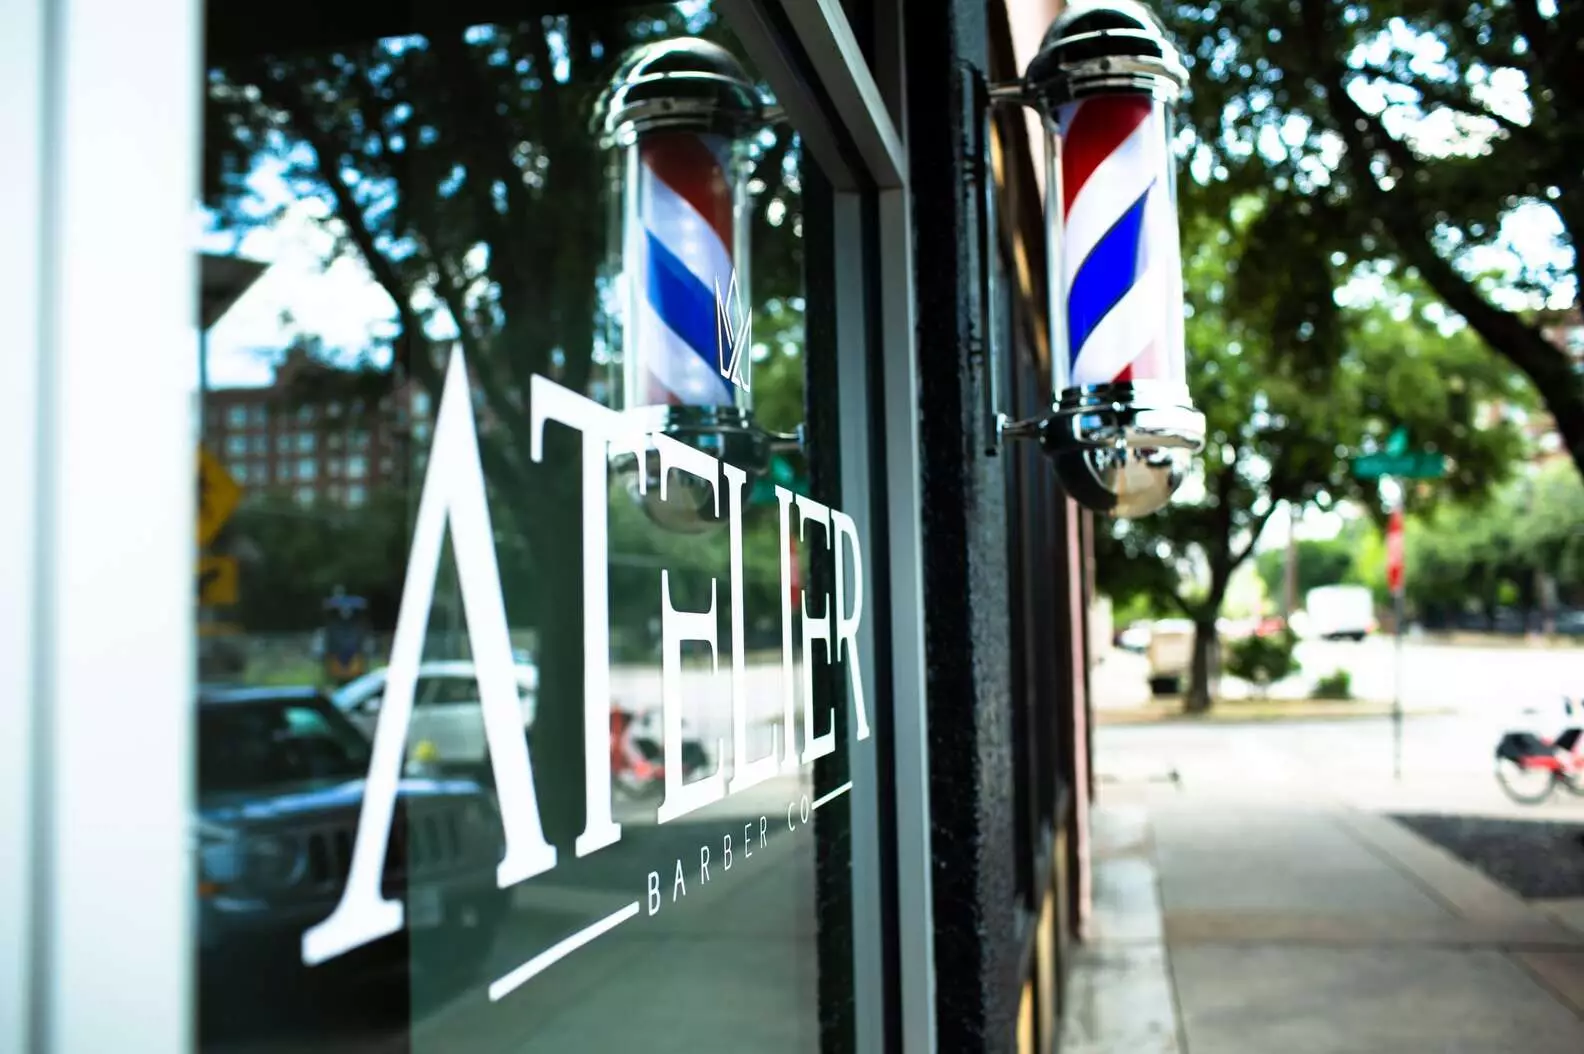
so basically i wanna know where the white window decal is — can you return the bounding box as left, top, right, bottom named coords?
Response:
left=301, top=347, right=557, bottom=967
left=715, top=269, right=751, bottom=393
left=300, top=352, right=874, bottom=996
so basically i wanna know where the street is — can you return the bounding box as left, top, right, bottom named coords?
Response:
left=1098, top=636, right=1583, bottom=719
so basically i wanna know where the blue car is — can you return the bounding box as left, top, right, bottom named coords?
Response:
left=195, top=686, right=507, bottom=1023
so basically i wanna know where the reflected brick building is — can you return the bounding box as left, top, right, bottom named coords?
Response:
left=201, top=348, right=434, bottom=509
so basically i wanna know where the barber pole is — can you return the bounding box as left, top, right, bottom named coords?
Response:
left=627, top=132, right=741, bottom=408
left=995, top=0, right=1206, bottom=519
left=1055, top=93, right=1185, bottom=391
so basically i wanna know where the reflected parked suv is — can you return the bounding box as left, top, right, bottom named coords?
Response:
left=195, top=686, right=507, bottom=1021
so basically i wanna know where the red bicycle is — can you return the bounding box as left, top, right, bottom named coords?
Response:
left=1495, top=698, right=1584, bottom=805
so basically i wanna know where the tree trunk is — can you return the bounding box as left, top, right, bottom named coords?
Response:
left=1183, top=617, right=1218, bottom=714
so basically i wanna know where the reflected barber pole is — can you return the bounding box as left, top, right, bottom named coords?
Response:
left=627, top=132, right=743, bottom=407
left=1054, top=95, right=1185, bottom=391
left=597, top=36, right=778, bottom=532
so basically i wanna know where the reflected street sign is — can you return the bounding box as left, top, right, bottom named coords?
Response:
left=197, top=555, right=239, bottom=606
left=197, top=448, right=242, bottom=546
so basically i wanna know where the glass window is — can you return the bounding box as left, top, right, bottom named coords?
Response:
left=297, top=405, right=315, bottom=424
left=250, top=404, right=267, bottom=427
left=328, top=459, right=341, bottom=478
left=195, top=5, right=874, bottom=1051
left=251, top=434, right=268, bottom=455
left=224, top=435, right=246, bottom=456
left=226, top=405, right=247, bottom=428
left=296, top=432, right=315, bottom=453
left=276, top=434, right=291, bottom=454
left=228, top=462, right=247, bottom=483
left=328, top=432, right=342, bottom=450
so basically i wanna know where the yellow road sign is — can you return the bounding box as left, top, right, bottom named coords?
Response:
left=197, top=448, right=241, bottom=546
left=197, top=555, right=239, bottom=606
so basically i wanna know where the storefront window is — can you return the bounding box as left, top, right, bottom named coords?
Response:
left=195, top=2, right=874, bottom=1051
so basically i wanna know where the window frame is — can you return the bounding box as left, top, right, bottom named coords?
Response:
left=23, top=0, right=200, bottom=1049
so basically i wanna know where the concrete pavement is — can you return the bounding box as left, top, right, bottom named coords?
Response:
left=1068, top=791, right=1584, bottom=1053
left=1072, top=710, right=1584, bottom=1053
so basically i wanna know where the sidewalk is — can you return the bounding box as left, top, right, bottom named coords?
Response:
left=1064, top=788, right=1584, bottom=1053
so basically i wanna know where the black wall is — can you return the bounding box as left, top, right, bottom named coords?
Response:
left=904, top=2, right=1023, bottom=1048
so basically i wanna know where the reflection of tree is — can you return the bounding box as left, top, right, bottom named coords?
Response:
left=230, top=489, right=412, bottom=632
left=203, top=4, right=805, bottom=841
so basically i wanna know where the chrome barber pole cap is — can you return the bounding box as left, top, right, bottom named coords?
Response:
left=1004, top=0, right=1204, bottom=518
left=596, top=38, right=773, bottom=532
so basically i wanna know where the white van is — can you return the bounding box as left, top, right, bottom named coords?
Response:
left=1304, top=585, right=1377, bottom=641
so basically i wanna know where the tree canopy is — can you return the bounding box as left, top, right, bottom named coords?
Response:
left=1160, top=0, right=1584, bottom=480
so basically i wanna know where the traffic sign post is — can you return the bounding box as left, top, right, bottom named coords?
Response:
left=1386, top=506, right=1406, bottom=781
left=1349, top=428, right=1442, bottom=783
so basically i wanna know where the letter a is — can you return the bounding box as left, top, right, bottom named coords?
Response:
left=302, top=348, right=557, bottom=967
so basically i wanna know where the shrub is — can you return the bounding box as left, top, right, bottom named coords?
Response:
left=1224, top=629, right=1300, bottom=693
left=1312, top=669, right=1353, bottom=700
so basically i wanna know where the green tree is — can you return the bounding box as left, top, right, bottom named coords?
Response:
left=1096, top=192, right=1526, bottom=713
left=1161, top=1, right=1584, bottom=480
left=1400, top=458, right=1584, bottom=624
left=1254, top=534, right=1360, bottom=606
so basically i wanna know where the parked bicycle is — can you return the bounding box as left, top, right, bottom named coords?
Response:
left=1495, top=697, right=1584, bottom=805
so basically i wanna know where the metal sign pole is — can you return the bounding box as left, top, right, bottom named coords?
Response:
left=1388, top=490, right=1405, bottom=782
left=1393, top=573, right=1405, bottom=782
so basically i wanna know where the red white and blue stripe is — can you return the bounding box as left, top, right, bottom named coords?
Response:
left=1058, top=96, right=1186, bottom=388
left=627, top=132, right=739, bottom=407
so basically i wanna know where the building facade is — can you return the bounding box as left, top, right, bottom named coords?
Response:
left=4, top=0, right=1105, bottom=1051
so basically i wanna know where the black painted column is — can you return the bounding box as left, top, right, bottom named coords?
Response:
left=904, top=2, right=1023, bottom=1047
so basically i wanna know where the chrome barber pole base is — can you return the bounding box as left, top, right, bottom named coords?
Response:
left=1007, top=382, right=1204, bottom=518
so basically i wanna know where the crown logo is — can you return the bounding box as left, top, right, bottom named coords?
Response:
left=715, top=269, right=751, bottom=394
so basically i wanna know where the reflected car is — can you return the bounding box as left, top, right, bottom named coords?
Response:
left=330, top=659, right=539, bottom=776
left=1115, top=622, right=1152, bottom=653
left=195, top=686, right=507, bottom=1020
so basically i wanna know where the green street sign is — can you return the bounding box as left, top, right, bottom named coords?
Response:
left=1350, top=450, right=1447, bottom=481
left=1385, top=426, right=1411, bottom=458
